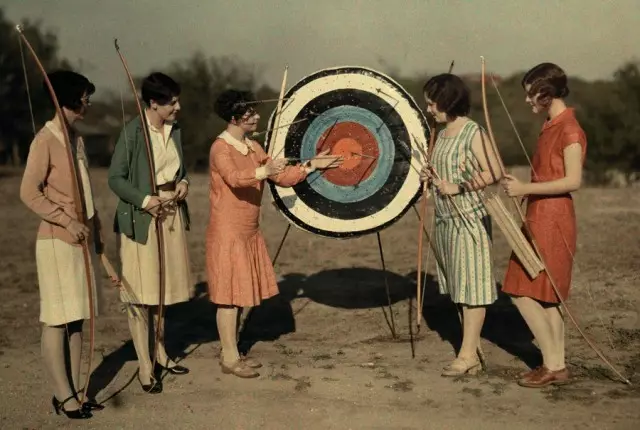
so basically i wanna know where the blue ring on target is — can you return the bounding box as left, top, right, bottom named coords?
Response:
left=299, top=106, right=395, bottom=203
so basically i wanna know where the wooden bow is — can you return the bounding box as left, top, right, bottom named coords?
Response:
left=15, top=24, right=98, bottom=405
left=480, top=56, right=630, bottom=385
left=114, top=39, right=167, bottom=380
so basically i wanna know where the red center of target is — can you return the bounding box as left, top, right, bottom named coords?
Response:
left=316, top=122, right=378, bottom=186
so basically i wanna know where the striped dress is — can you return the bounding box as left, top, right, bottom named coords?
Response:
left=430, top=120, right=497, bottom=306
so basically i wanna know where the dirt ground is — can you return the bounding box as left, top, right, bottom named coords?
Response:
left=0, top=167, right=639, bottom=430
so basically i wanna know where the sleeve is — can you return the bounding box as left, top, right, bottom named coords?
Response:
left=210, top=139, right=263, bottom=188
left=107, top=126, right=148, bottom=208
left=561, top=125, right=586, bottom=150
left=19, top=136, right=73, bottom=227
left=251, top=141, right=310, bottom=188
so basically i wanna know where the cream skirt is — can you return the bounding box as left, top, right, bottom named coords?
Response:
left=36, top=238, right=101, bottom=326
left=117, top=192, right=193, bottom=306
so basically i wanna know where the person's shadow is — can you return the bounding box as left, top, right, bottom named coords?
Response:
left=409, top=270, right=541, bottom=369
left=87, top=267, right=414, bottom=403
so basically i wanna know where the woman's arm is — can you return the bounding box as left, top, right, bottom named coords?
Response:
left=211, top=140, right=266, bottom=188
left=462, top=129, right=503, bottom=191
left=20, top=137, right=73, bottom=227
left=505, top=143, right=583, bottom=196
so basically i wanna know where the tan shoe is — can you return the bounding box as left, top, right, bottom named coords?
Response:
left=241, top=355, right=262, bottom=369
left=220, top=360, right=259, bottom=378
left=441, top=357, right=482, bottom=377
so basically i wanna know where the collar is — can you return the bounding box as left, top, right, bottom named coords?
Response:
left=542, top=107, right=575, bottom=132
left=218, top=130, right=254, bottom=155
left=144, top=111, right=176, bottom=135
left=45, top=119, right=78, bottom=148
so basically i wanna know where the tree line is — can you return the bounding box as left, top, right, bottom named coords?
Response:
left=1, top=9, right=638, bottom=185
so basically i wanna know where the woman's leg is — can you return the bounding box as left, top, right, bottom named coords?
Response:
left=511, top=296, right=556, bottom=369
left=66, top=320, right=83, bottom=395
left=127, top=305, right=154, bottom=385
left=217, top=305, right=240, bottom=365
left=458, top=305, right=486, bottom=361
left=544, top=305, right=566, bottom=370
left=42, top=324, right=81, bottom=411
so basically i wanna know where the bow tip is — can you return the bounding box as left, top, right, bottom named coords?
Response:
left=15, top=24, right=23, bottom=33
left=114, top=38, right=119, bottom=49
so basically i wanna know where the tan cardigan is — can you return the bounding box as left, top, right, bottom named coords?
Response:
left=20, top=120, right=99, bottom=246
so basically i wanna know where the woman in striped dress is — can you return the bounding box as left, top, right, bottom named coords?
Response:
left=420, top=74, right=502, bottom=376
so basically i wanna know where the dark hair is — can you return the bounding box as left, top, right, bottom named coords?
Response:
left=141, top=72, right=181, bottom=106
left=45, top=70, right=95, bottom=110
left=521, top=63, right=569, bottom=107
left=422, top=73, right=470, bottom=119
left=213, top=89, right=257, bottom=123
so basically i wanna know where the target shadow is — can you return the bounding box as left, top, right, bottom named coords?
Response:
left=408, top=270, right=541, bottom=369
left=237, top=268, right=414, bottom=353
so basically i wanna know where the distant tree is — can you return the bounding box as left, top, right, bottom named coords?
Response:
left=0, top=8, right=71, bottom=165
left=163, top=52, right=278, bottom=171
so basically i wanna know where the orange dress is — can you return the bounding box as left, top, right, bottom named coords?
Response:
left=206, top=131, right=309, bottom=307
left=502, top=108, right=587, bottom=303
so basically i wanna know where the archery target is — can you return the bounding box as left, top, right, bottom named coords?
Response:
left=265, top=66, right=430, bottom=238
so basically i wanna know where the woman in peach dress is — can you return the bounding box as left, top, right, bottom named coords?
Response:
left=501, top=63, right=587, bottom=388
left=206, top=89, right=341, bottom=378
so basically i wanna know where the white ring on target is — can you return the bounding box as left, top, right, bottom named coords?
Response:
left=268, top=66, right=429, bottom=236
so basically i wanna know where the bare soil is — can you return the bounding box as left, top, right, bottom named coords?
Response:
left=0, top=167, right=639, bottom=429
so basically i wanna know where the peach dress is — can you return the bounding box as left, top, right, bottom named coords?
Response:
left=206, top=131, right=309, bottom=307
left=502, top=108, right=587, bottom=303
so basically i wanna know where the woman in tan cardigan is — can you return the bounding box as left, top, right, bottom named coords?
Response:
left=20, top=70, right=104, bottom=420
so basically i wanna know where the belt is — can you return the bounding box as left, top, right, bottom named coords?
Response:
left=157, top=181, right=176, bottom=192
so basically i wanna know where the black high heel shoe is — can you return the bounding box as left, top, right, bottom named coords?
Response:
left=155, top=362, right=190, bottom=375
left=75, top=389, right=105, bottom=411
left=138, top=370, right=163, bottom=394
left=52, top=396, right=92, bottom=419
left=81, top=400, right=105, bottom=411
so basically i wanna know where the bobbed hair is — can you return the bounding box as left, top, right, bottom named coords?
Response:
left=45, top=70, right=95, bottom=111
left=521, top=62, right=569, bottom=108
left=213, top=89, right=257, bottom=123
left=141, top=72, right=181, bottom=106
left=422, top=73, right=471, bottom=119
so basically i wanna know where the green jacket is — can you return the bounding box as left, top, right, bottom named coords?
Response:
left=107, top=116, right=190, bottom=245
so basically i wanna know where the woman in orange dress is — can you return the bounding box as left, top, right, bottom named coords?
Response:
left=206, top=89, right=342, bottom=378
left=501, top=63, right=587, bottom=388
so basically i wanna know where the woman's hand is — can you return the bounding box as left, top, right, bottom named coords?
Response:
left=419, top=164, right=433, bottom=183
left=501, top=174, right=528, bottom=197
left=310, top=148, right=343, bottom=170
left=434, top=179, right=461, bottom=196
left=175, top=181, right=189, bottom=201
left=264, top=158, right=287, bottom=176
left=67, top=219, right=90, bottom=242
left=144, top=195, right=170, bottom=217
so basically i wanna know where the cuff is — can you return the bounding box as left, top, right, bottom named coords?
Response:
left=58, top=213, right=73, bottom=228
left=142, top=195, right=152, bottom=209
left=180, top=178, right=189, bottom=185
left=302, top=161, right=315, bottom=174
left=255, top=166, right=269, bottom=180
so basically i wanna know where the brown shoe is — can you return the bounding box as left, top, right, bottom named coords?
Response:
left=519, top=365, right=543, bottom=379
left=518, top=367, right=570, bottom=388
left=220, top=360, right=259, bottom=378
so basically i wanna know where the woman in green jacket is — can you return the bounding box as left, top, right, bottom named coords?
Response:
left=108, top=72, right=193, bottom=393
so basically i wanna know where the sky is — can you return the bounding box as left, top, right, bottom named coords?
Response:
left=3, top=0, right=638, bottom=99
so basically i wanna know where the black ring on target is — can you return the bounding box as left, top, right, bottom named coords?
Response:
left=285, top=89, right=409, bottom=219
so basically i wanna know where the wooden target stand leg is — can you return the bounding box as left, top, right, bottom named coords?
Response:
left=237, top=224, right=402, bottom=343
